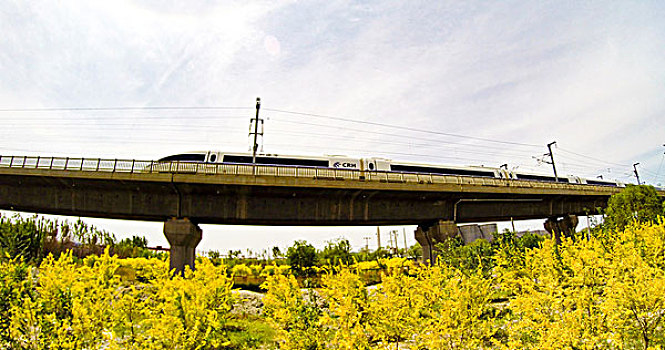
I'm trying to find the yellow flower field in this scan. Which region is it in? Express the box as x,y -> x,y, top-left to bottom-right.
1,220 -> 665,349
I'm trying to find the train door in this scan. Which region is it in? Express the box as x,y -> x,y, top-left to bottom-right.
364,158 -> 391,171
206,152 -> 221,163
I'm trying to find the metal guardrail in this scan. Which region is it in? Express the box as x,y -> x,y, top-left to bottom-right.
0,155 -> 615,192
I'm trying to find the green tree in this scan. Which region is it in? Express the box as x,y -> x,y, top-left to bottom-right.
113,235 -> 155,258
272,246 -> 283,260
0,215 -> 46,263
604,185 -> 664,231
406,242 -> 423,260
286,240 -> 318,277
319,238 -> 352,266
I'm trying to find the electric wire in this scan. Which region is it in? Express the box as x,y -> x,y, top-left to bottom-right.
0,104 -> 646,170
0,106 -> 252,112
265,128 -> 540,160
0,105 -> 574,161
4,114 -> 541,158
264,108 -> 543,148
264,142 -> 507,165
0,105 -> 649,181
557,147 -> 630,167
652,155 -> 664,183
267,118 -> 540,156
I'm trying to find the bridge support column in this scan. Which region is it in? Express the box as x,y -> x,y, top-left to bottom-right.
414,220 -> 458,265
544,214 -> 579,244
164,218 -> 202,274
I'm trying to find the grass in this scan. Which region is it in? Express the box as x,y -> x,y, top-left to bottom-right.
224,315 -> 276,349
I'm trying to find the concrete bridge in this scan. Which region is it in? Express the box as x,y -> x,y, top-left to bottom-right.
0,155 -> 651,271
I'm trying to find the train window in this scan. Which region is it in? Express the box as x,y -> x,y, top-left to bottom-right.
586,180 -> 617,187
222,155 -> 253,163
209,154 -> 217,163
258,157 -> 329,167
391,164 -> 495,178
515,174 -> 570,183
223,155 -> 328,167
369,163 -> 375,170
158,154 -> 206,162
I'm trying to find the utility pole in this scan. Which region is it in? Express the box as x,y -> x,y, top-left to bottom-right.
545,141 -> 558,181
388,230 -> 394,254
250,97 -> 264,164
363,236 -> 370,251
391,230 -> 399,255
633,162 -> 641,185
402,228 -> 407,253
376,227 -> 381,250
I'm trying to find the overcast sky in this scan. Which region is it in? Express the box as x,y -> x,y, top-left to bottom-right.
1,1 -> 664,254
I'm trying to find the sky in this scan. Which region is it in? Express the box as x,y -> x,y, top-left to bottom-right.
1,1 -> 664,254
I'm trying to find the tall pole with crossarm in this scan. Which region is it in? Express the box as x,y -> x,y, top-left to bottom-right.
547,141 -> 558,181
251,97 -> 261,164
633,162 -> 641,185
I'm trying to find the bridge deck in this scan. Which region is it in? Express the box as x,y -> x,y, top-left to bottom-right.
0,155 -> 657,226
0,155 -> 624,195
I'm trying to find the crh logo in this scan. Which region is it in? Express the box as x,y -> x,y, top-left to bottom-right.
333,162 -> 356,168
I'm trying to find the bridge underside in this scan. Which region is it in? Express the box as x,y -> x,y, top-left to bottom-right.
0,173 -> 607,226
1,167 -> 622,272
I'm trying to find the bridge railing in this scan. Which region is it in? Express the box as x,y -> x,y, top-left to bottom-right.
0,156 -> 156,173
0,155 -> 612,192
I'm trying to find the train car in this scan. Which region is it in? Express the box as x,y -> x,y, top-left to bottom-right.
581,178 -> 625,187
155,151 -> 389,171
388,160 -> 501,178
513,171 -> 569,183
152,151 -> 626,187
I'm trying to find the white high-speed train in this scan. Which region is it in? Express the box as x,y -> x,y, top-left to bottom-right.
157,151 -> 626,187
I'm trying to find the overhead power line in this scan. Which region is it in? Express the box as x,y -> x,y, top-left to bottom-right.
0,102 -> 641,180
557,147 -> 629,167
267,119 -> 538,156
264,108 -> 543,148
0,106 -> 252,112
268,129 -> 539,160
264,142 -> 516,165
654,147 -> 665,183
1,115 -> 249,122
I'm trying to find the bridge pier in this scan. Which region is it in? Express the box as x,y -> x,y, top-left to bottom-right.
544,214 -> 579,244
164,218 -> 202,274
414,220 -> 458,265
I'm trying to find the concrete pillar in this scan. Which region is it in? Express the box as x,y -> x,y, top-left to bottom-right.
164,218 -> 202,274
414,220 -> 458,265
458,223 -> 497,244
543,214 -> 578,244
560,214 -> 579,239
544,217 -> 563,244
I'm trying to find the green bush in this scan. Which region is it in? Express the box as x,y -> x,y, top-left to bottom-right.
286,240 -> 318,277
604,185 -> 664,231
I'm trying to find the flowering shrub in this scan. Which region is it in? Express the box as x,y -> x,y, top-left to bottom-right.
3,220 -> 665,349
231,263 -> 252,277
1,251 -> 233,349
264,220 -> 665,349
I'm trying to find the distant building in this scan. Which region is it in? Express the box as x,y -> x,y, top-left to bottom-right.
456,224 -> 550,244
457,224 -> 497,244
